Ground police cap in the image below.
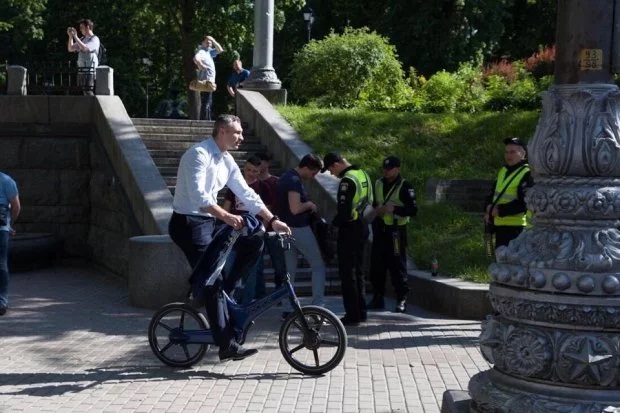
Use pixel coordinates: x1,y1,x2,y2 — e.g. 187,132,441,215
321,151,344,172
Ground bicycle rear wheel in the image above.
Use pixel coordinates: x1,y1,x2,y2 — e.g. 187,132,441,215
279,305,347,375
148,302,210,368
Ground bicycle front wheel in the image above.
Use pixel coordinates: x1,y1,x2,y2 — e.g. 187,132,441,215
279,305,347,375
148,302,210,368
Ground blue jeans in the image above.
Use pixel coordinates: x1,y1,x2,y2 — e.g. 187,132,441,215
223,250,265,304
264,233,287,288
199,91,213,120
0,231,9,307
284,225,326,308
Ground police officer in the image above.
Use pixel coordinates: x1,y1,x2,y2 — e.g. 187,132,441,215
484,137,533,249
367,156,417,313
322,152,373,326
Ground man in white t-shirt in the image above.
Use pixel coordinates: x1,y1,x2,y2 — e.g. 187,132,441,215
67,18,100,95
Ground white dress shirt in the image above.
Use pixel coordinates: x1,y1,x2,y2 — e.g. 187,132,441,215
172,137,265,216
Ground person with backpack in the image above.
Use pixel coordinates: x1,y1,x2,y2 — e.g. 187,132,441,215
276,154,327,319
67,18,100,95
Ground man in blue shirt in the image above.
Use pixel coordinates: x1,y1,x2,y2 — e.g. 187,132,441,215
169,114,291,361
276,154,326,317
0,172,20,316
226,60,250,98
193,35,224,120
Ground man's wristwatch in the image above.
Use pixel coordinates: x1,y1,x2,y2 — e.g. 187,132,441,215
268,215,279,226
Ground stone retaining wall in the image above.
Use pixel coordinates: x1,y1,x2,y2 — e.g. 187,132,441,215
0,96,170,277
426,178,493,212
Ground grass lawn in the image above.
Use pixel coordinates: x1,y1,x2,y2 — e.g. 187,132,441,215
276,105,540,282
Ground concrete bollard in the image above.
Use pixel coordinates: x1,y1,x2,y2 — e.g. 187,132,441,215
7,65,27,95
96,66,114,95
128,235,191,309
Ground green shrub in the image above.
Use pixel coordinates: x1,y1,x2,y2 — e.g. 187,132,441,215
452,62,488,113
421,70,462,113
485,74,542,111
290,27,412,109
537,74,554,92
421,63,488,113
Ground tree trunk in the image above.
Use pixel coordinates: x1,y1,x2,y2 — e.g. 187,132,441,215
180,0,200,120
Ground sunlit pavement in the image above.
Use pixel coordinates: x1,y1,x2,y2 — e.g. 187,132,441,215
0,266,489,413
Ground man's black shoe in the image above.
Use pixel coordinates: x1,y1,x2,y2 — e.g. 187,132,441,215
0,306,6,316
394,299,407,313
367,297,385,310
219,346,258,361
340,316,361,327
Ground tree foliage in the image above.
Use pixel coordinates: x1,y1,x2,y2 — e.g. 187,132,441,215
290,27,411,109
0,0,47,55
298,0,556,76
1,0,303,117
1,0,556,116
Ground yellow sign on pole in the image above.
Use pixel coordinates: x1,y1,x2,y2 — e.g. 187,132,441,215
580,49,603,71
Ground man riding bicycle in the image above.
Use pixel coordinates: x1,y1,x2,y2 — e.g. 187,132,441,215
168,114,291,361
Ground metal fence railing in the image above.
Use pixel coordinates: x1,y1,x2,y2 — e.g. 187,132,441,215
25,61,94,95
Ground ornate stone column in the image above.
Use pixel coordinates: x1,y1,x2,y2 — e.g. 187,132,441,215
467,1,620,411
243,0,282,90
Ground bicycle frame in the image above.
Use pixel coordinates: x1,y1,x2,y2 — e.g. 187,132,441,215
149,226,348,373
177,274,303,345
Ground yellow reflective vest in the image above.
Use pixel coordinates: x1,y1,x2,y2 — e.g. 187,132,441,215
375,178,409,226
493,164,530,227
343,168,373,221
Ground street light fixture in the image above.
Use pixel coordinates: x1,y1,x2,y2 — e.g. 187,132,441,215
302,5,314,42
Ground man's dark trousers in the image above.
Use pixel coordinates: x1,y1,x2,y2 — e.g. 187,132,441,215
168,212,263,349
337,220,368,322
369,222,409,300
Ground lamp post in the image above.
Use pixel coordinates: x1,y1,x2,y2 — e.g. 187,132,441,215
302,6,314,42
141,57,153,117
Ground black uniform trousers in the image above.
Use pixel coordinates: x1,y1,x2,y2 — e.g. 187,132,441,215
168,212,263,350
337,219,368,322
369,221,410,300
494,225,524,249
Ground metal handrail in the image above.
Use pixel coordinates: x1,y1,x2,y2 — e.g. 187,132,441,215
25,61,94,95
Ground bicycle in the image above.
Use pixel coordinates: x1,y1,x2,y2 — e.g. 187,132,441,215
148,230,347,375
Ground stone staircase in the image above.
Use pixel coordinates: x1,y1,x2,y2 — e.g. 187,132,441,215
132,118,341,297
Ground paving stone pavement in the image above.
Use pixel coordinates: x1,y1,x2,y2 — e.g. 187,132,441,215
0,266,490,413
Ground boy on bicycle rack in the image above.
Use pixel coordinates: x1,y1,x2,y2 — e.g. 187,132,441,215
168,114,291,361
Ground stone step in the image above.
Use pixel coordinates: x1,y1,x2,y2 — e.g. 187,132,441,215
261,267,341,297
139,133,261,143
137,132,210,141
134,125,214,136
143,140,266,151
132,118,215,128
150,149,272,162
151,155,278,166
